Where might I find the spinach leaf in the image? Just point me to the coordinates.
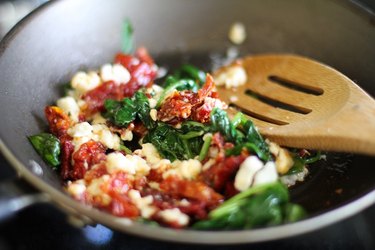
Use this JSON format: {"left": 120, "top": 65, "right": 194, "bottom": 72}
{"left": 193, "top": 182, "right": 306, "bottom": 230}
{"left": 133, "top": 91, "right": 155, "bottom": 129}
{"left": 173, "top": 64, "right": 206, "bottom": 85}
{"left": 143, "top": 121, "right": 207, "bottom": 161}
{"left": 209, "top": 108, "right": 271, "bottom": 161}
{"left": 28, "top": 133, "right": 61, "bottom": 169}
{"left": 103, "top": 91, "right": 155, "bottom": 129}
{"left": 286, "top": 151, "right": 321, "bottom": 175}
{"left": 121, "top": 19, "right": 134, "bottom": 54}
{"left": 143, "top": 123, "right": 188, "bottom": 161}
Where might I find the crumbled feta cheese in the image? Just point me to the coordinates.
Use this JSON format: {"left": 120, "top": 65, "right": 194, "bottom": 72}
{"left": 163, "top": 159, "right": 202, "bottom": 180}
{"left": 86, "top": 175, "right": 112, "bottom": 206}
{"left": 106, "top": 152, "right": 136, "bottom": 174}
{"left": 158, "top": 208, "right": 189, "bottom": 226}
{"left": 56, "top": 96, "right": 80, "bottom": 123}
{"left": 66, "top": 180, "right": 86, "bottom": 199}
{"left": 100, "top": 64, "right": 131, "bottom": 85}
{"left": 214, "top": 65, "right": 247, "bottom": 89}
{"left": 71, "top": 71, "right": 101, "bottom": 94}
{"left": 228, "top": 22, "right": 246, "bottom": 45}
{"left": 128, "top": 189, "right": 156, "bottom": 219}
{"left": 68, "top": 122, "right": 93, "bottom": 138}
{"left": 253, "top": 161, "right": 278, "bottom": 186}
{"left": 105, "top": 152, "right": 151, "bottom": 176}
{"left": 234, "top": 156, "right": 264, "bottom": 191}
{"left": 91, "top": 113, "right": 107, "bottom": 124}
{"left": 120, "top": 129, "right": 133, "bottom": 141}
{"left": 92, "top": 124, "right": 120, "bottom": 150}
{"left": 135, "top": 143, "right": 162, "bottom": 165}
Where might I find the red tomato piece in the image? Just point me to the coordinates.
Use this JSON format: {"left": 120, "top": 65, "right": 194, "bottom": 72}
{"left": 160, "top": 176, "right": 223, "bottom": 207}
{"left": 45, "top": 106, "right": 72, "bottom": 139}
{"left": 71, "top": 140, "right": 107, "bottom": 180}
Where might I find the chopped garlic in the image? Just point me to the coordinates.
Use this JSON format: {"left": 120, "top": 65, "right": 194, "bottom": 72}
{"left": 234, "top": 156, "right": 264, "bottom": 191}
{"left": 214, "top": 65, "right": 247, "bottom": 89}
{"left": 228, "top": 22, "right": 246, "bottom": 45}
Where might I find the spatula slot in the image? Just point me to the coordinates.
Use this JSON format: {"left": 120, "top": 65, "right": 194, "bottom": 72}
{"left": 229, "top": 103, "right": 289, "bottom": 126}
{"left": 245, "top": 89, "right": 312, "bottom": 114}
{"left": 268, "top": 75, "right": 324, "bottom": 96}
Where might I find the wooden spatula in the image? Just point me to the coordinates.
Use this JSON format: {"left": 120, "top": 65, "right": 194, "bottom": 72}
{"left": 215, "top": 54, "right": 375, "bottom": 156}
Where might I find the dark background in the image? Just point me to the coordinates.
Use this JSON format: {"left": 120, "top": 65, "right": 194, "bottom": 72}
{"left": 0, "top": 0, "right": 375, "bottom": 249}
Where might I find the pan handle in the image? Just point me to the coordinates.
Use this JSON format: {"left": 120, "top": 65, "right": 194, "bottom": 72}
{"left": 0, "top": 178, "right": 49, "bottom": 221}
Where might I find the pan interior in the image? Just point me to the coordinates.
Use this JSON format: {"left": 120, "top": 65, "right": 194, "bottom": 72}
{"left": 0, "top": 0, "right": 374, "bottom": 243}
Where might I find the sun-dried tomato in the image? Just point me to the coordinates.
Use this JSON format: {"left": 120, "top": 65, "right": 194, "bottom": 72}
{"left": 158, "top": 74, "right": 222, "bottom": 124}
{"left": 61, "top": 139, "right": 75, "bottom": 181}
{"left": 84, "top": 163, "right": 108, "bottom": 183}
{"left": 199, "top": 153, "right": 248, "bottom": 192}
{"left": 104, "top": 172, "right": 139, "bottom": 218}
{"left": 157, "top": 91, "right": 194, "bottom": 123}
{"left": 159, "top": 176, "right": 223, "bottom": 207}
{"left": 71, "top": 140, "right": 107, "bottom": 180}
{"left": 83, "top": 49, "right": 157, "bottom": 116}
{"left": 45, "top": 106, "right": 72, "bottom": 139}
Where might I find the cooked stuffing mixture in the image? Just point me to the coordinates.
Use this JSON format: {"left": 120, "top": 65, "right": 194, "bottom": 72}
{"left": 29, "top": 22, "right": 321, "bottom": 230}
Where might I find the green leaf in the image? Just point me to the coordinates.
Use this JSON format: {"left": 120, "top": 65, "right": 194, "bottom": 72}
{"left": 143, "top": 121, "right": 206, "bottom": 161}
{"left": 209, "top": 108, "right": 271, "bottom": 161}
{"left": 121, "top": 19, "right": 134, "bottom": 54}
{"left": 28, "top": 133, "right": 61, "bottom": 169}
{"left": 103, "top": 91, "right": 155, "bottom": 129}
{"left": 192, "top": 182, "right": 305, "bottom": 230}
{"left": 156, "top": 77, "right": 199, "bottom": 108}
{"left": 173, "top": 64, "right": 206, "bottom": 85}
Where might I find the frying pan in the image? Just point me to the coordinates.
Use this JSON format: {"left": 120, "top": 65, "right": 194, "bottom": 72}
{"left": 0, "top": 0, "right": 375, "bottom": 244}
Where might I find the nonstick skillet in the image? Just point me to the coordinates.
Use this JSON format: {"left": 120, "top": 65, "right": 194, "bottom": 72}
{"left": 0, "top": 0, "right": 374, "bottom": 244}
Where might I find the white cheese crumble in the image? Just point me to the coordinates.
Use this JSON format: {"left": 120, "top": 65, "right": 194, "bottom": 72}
{"left": 214, "top": 65, "right": 247, "bottom": 89}
{"left": 100, "top": 63, "right": 131, "bottom": 85}
{"left": 135, "top": 143, "right": 162, "bottom": 165}
{"left": 105, "top": 152, "right": 150, "bottom": 176}
{"left": 228, "top": 22, "right": 246, "bottom": 45}
{"left": 234, "top": 156, "right": 264, "bottom": 191}
{"left": 158, "top": 208, "right": 189, "bottom": 226}
{"left": 68, "top": 122, "right": 120, "bottom": 151}
{"left": 66, "top": 180, "right": 86, "bottom": 199}
{"left": 128, "top": 189, "right": 156, "bottom": 219}
{"left": 56, "top": 96, "right": 80, "bottom": 123}
{"left": 71, "top": 71, "right": 101, "bottom": 94}
{"left": 163, "top": 159, "right": 202, "bottom": 180}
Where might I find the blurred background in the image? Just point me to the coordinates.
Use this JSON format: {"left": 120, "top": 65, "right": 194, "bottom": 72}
{"left": 0, "top": 0, "right": 375, "bottom": 39}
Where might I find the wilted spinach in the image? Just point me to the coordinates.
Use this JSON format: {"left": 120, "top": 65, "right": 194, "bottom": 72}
{"left": 143, "top": 121, "right": 209, "bottom": 161}
{"left": 28, "top": 133, "right": 61, "bottom": 169}
{"left": 192, "top": 182, "right": 306, "bottom": 230}
{"left": 103, "top": 91, "right": 155, "bottom": 129}
{"left": 210, "top": 108, "right": 271, "bottom": 161}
